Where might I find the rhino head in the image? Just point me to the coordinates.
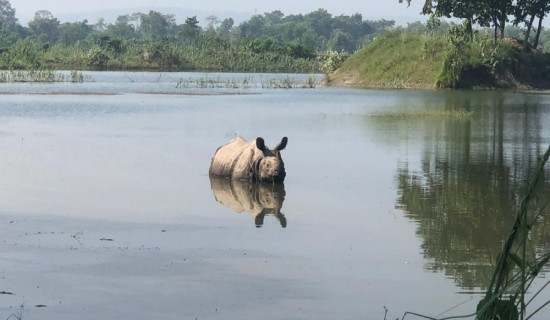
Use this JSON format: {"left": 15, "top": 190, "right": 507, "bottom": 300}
{"left": 255, "top": 137, "right": 287, "bottom": 183}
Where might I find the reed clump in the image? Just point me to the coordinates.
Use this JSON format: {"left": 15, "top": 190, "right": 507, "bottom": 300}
{"left": 175, "top": 75, "right": 319, "bottom": 89}
{"left": 0, "top": 69, "right": 84, "bottom": 83}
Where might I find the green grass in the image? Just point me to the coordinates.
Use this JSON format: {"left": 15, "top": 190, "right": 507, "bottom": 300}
{"left": 328, "top": 32, "right": 448, "bottom": 89}
{"left": 329, "top": 30, "right": 550, "bottom": 89}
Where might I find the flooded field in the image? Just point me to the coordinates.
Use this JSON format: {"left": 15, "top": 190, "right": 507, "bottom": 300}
{"left": 0, "top": 72, "right": 549, "bottom": 320}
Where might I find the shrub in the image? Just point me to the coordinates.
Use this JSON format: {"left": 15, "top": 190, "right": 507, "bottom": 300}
{"left": 87, "top": 46, "right": 110, "bottom": 70}
{"left": 320, "top": 50, "right": 349, "bottom": 74}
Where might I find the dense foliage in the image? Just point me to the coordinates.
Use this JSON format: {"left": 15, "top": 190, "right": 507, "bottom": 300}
{"left": 0, "top": 0, "right": 396, "bottom": 72}
{"left": 401, "top": 0, "right": 549, "bottom": 51}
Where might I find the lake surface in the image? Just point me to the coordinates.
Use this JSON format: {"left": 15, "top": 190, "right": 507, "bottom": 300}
{"left": 0, "top": 72, "right": 549, "bottom": 320}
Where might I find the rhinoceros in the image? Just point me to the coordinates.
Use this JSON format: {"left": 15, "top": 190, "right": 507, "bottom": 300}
{"left": 209, "top": 136, "right": 287, "bottom": 183}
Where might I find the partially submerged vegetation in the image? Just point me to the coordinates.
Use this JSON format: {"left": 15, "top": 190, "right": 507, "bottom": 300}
{"left": 175, "top": 74, "right": 318, "bottom": 89}
{"left": 0, "top": 69, "right": 84, "bottom": 82}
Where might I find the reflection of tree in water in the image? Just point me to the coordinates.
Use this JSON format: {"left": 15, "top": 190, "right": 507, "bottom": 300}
{"left": 394, "top": 96, "right": 550, "bottom": 290}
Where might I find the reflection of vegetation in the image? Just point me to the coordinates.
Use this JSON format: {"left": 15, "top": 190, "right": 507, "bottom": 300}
{"left": 401, "top": 146, "right": 550, "bottom": 320}
{"left": 477, "top": 145, "right": 550, "bottom": 320}
{"left": 369, "top": 109, "right": 472, "bottom": 119}
{"left": 394, "top": 97, "right": 550, "bottom": 290}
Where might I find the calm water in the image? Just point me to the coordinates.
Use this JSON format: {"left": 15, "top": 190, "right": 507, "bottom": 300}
{"left": 0, "top": 72, "right": 549, "bottom": 320}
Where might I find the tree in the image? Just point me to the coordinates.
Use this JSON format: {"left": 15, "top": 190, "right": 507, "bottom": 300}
{"left": 304, "top": 9, "right": 333, "bottom": 40}
{"left": 217, "top": 18, "right": 234, "bottom": 38}
{"left": 402, "top": 0, "right": 549, "bottom": 42}
{"left": 413, "top": 0, "right": 481, "bottom": 38}
{"left": 138, "top": 10, "right": 176, "bottom": 40}
{"left": 58, "top": 20, "right": 93, "bottom": 45}
{"left": 532, "top": 2, "right": 549, "bottom": 49}
{"left": 179, "top": 16, "right": 200, "bottom": 42}
{"left": 476, "top": 0, "right": 514, "bottom": 40}
{"left": 0, "top": 0, "right": 17, "bottom": 30}
{"left": 94, "top": 18, "right": 106, "bottom": 32}
{"left": 288, "top": 22, "right": 318, "bottom": 50}
{"left": 264, "top": 10, "right": 284, "bottom": 26}
{"left": 205, "top": 15, "right": 219, "bottom": 30}
{"left": 106, "top": 15, "right": 136, "bottom": 39}
{"left": 515, "top": 0, "right": 550, "bottom": 50}
{"left": 28, "top": 10, "right": 60, "bottom": 43}
{"left": 327, "top": 29, "right": 354, "bottom": 52}
{"left": 0, "top": 0, "right": 21, "bottom": 46}
{"left": 235, "top": 14, "right": 265, "bottom": 39}
{"left": 204, "top": 15, "right": 219, "bottom": 37}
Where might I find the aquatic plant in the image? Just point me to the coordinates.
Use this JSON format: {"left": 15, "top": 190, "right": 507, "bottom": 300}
{"left": 175, "top": 75, "right": 318, "bottom": 89}
{"left": 176, "top": 76, "right": 253, "bottom": 89}
{"left": 0, "top": 69, "right": 85, "bottom": 83}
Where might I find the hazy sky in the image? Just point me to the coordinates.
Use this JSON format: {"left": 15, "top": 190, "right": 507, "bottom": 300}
{"left": 8, "top": 0, "right": 427, "bottom": 24}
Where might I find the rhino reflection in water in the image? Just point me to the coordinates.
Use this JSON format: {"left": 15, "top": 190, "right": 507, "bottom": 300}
{"left": 209, "top": 178, "right": 287, "bottom": 228}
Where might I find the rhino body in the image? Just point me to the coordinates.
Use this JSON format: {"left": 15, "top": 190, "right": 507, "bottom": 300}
{"left": 210, "top": 178, "right": 287, "bottom": 228}
{"left": 209, "top": 136, "right": 287, "bottom": 183}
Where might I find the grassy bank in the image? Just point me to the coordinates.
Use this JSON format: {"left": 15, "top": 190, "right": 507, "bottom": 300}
{"left": 327, "top": 29, "right": 550, "bottom": 89}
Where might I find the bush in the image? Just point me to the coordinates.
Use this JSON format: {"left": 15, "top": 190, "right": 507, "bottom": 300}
{"left": 320, "top": 50, "right": 349, "bottom": 74}
{"left": 0, "top": 38, "right": 48, "bottom": 69}
{"left": 87, "top": 46, "right": 110, "bottom": 70}
{"left": 436, "top": 22, "right": 519, "bottom": 88}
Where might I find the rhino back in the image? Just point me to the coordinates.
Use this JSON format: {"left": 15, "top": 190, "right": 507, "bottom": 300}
{"left": 230, "top": 144, "right": 264, "bottom": 180}
{"left": 209, "top": 137, "right": 251, "bottom": 177}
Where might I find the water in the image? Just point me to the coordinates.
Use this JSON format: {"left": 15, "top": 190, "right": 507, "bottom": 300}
{"left": 0, "top": 72, "right": 549, "bottom": 320}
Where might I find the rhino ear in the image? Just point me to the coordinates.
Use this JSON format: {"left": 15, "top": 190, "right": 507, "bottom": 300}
{"left": 256, "top": 137, "right": 266, "bottom": 151}
{"left": 275, "top": 137, "right": 288, "bottom": 151}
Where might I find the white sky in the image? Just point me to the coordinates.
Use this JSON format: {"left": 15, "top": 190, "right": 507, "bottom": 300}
{"left": 8, "top": 0, "right": 427, "bottom": 25}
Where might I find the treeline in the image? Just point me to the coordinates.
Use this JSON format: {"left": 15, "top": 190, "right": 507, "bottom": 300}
{"left": 0, "top": 0, "right": 396, "bottom": 72}
{"left": 402, "top": 0, "right": 549, "bottom": 51}
{"left": 401, "top": 20, "right": 550, "bottom": 52}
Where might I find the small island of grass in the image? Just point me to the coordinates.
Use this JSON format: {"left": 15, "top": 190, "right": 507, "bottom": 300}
{"left": 325, "top": 0, "right": 550, "bottom": 90}
{"left": 327, "top": 27, "right": 550, "bottom": 90}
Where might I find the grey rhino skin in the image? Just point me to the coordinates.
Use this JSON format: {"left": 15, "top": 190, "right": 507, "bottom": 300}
{"left": 209, "top": 136, "right": 287, "bottom": 183}
{"left": 209, "top": 178, "right": 287, "bottom": 227}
